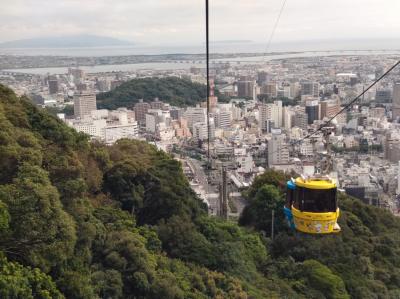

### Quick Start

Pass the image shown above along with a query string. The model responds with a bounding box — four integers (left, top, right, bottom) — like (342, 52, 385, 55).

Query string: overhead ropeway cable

(268, 59, 400, 157)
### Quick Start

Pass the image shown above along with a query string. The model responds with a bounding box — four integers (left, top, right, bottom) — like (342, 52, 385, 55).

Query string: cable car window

(301, 187, 337, 212)
(285, 189, 293, 207)
(293, 188, 300, 209)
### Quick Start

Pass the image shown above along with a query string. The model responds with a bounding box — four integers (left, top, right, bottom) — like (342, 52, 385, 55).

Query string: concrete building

(259, 101, 283, 131)
(71, 118, 106, 139)
(193, 120, 215, 141)
(68, 68, 85, 85)
(257, 71, 270, 86)
(305, 99, 320, 124)
(105, 123, 139, 144)
(74, 91, 97, 119)
(375, 88, 392, 103)
(170, 108, 183, 120)
(283, 106, 295, 130)
(237, 80, 255, 99)
(69, 108, 138, 143)
(184, 107, 206, 128)
(392, 82, 400, 120)
(216, 110, 232, 129)
(261, 82, 277, 98)
(134, 100, 151, 125)
(294, 109, 308, 130)
(301, 81, 319, 97)
(268, 132, 289, 166)
(150, 98, 165, 110)
(385, 134, 400, 163)
(48, 76, 59, 94)
(320, 98, 340, 119)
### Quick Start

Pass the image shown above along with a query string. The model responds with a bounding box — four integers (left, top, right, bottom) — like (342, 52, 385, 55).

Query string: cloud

(0, 0, 399, 45)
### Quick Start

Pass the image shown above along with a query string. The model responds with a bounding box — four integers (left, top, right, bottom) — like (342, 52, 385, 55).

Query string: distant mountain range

(0, 34, 134, 48)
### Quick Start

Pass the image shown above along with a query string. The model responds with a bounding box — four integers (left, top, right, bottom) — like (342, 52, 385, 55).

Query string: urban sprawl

(2, 54, 400, 217)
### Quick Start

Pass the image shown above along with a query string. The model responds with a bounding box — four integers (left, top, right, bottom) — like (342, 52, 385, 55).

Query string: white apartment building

(216, 110, 232, 129)
(68, 109, 139, 144)
(184, 107, 206, 128)
(105, 123, 139, 144)
(259, 100, 283, 131)
(70, 118, 106, 139)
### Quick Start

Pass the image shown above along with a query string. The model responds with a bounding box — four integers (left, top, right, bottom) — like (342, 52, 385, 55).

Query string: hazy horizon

(1, 0, 400, 48)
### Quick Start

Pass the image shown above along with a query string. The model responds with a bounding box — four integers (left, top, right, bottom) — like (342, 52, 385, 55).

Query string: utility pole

(271, 209, 275, 241)
(205, 0, 210, 168)
(219, 167, 229, 220)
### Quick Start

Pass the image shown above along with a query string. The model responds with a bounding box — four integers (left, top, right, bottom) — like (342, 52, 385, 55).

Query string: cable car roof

(295, 177, 336, 190)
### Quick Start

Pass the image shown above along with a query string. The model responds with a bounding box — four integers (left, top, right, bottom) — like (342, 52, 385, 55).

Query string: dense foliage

(1, 84, 400, 298)
(97, 77, 229, 109)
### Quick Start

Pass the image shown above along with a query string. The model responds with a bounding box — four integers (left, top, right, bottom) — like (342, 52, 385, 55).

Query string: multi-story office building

(392, 82, 400, 120)
(68, 68, 85, 85)
(48, 76, 59, 94)
(268, 132, 289, 166)
(74, 91, 97, 119)
(184, 107, 206, 128)
(257, 71, 270, 86)
(237, 80, 255, 98)
(170, 108, 183, 120)
(150, 98, 165, 110)
(375, 88, 392, 103)
(193, 120, 215, 141)
(305, 99, 320, 124)
(301, 81, 319, 97)
(294, 108, 308, 130)
(385, 134, 400, 163)
(259, 101, 283, 131)
(261, 82, 278, 98)
(134, 100, 151, 125)
(320, 98, 340, 119)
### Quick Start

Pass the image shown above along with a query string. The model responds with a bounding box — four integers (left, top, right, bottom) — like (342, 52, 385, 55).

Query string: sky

(1, 0, 400, 46)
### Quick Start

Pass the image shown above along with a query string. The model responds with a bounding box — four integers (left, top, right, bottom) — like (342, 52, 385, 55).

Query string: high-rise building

(294, 108, 308, 130)
(392, 82, 400, 120)
(68, 68, 86, 85)
(237, 80, 255, 98)
(134, 99, 151, 125)
(301, 81, 319, 97)
(283, 107, 295, 130)
(261, 82, 278, 98)
(320, 97, 340, 119)
(216, 110, 232, 129)
(305, 100, 320, 124)
(184, 107, 206, 128)
(150, 98, 165, 110)
(259, 101, 283, 131)
(74, 91, 97, 119)
(48, 76, 59, 94)
(170, 108, 183, 120)
(257, 71, 270, 86)
(268, 132, 289, 166)
(385, 134, 400, 163)
(193, 119, 215, 141)
(375, 89, 392, 103)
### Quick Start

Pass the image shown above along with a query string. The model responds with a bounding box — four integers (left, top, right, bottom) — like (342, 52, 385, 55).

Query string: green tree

(240, 184, 286, 236)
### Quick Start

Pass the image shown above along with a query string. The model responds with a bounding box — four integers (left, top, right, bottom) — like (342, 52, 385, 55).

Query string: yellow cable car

(285, 176, 341, 234)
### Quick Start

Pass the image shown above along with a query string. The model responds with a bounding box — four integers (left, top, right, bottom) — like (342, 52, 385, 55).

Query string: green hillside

(97, 77, 228, 109)
(1, 84, 400, 298)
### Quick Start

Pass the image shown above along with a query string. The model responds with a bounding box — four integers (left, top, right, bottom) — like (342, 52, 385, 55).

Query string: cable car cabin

(285, 176, 341, 234)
